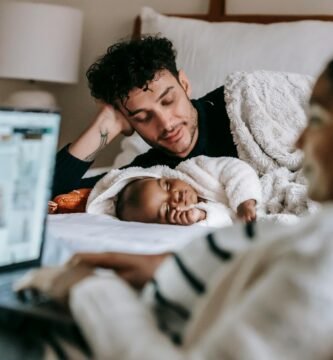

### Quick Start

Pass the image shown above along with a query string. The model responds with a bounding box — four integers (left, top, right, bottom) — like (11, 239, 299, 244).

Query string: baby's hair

(115, 179, 144, 220)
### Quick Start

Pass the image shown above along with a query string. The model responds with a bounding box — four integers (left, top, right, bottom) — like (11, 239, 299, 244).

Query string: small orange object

(48, 188, 92, 214)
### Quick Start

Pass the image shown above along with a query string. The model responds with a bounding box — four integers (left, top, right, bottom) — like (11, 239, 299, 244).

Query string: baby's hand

(167, 207, 206, 225)
(237, 199, 256, 223)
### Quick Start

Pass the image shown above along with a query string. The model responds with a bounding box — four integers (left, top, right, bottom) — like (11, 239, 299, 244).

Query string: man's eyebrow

(126, 86, 174, 117)
(157, 86, 174, 101)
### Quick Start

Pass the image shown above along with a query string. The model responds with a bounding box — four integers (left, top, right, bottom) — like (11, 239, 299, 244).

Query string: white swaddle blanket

(86, 156, 262, 228)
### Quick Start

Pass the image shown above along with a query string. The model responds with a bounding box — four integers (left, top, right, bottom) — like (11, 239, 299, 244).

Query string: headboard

(133, 0, 333, 37)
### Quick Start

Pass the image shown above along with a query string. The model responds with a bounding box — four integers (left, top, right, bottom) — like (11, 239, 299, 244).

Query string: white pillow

(112, 7, 333, 168)
(141, 7, 333, 98)
(112, 132, 150, 169)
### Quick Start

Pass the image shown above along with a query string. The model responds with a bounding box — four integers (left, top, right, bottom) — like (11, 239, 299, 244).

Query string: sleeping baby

(86, 155, 262, 227)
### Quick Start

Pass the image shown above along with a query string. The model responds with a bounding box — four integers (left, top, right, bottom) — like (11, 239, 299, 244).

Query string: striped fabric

(142, 223, 253, 343)
(70, 205, 333, 359)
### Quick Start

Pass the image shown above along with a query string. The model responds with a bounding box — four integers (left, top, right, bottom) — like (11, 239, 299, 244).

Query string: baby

(116, 177, 256, 225)
(87, 155, 262, 227)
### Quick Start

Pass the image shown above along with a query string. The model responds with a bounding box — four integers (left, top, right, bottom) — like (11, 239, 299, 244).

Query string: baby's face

(296, 71, 333, 202)
(128, 177, 199, 224)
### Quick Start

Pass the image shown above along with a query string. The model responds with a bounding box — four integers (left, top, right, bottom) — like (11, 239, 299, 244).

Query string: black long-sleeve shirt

(52, 86, 238, 197)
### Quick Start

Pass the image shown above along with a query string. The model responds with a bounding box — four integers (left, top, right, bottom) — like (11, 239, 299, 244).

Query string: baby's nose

(170, 190, 186, 206)
(170, 191, 180, 204)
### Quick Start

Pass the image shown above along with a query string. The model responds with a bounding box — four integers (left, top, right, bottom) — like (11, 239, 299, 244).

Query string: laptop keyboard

(0, 282, 14, 301)
(0, 269, 56, 306)
(0, 270, 27, 301)
(0, 270, 75, 327)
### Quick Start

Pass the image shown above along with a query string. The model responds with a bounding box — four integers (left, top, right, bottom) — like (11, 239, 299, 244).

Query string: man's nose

(156, 109, 173, 131)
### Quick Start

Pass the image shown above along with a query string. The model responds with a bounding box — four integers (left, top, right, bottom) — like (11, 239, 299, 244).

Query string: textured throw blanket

(225, 70, 320, 222)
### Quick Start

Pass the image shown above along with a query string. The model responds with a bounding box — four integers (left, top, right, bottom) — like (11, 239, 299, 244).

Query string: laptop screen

(0, 108, 60, 267)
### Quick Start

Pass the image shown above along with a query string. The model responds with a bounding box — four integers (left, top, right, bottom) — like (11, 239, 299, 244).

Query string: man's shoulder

(123, 148, 180, 169)
(196, 85, 225, 105)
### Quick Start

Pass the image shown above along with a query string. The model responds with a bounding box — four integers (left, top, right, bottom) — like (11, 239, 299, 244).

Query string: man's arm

(69, 252, 168, 289)
(69, 105, 133, 161)
(52, 105, 133, 197)
(13, 252, 169, 304)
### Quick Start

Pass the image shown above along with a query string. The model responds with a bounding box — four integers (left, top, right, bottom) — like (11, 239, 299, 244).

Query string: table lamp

(0, 2, 83, 110)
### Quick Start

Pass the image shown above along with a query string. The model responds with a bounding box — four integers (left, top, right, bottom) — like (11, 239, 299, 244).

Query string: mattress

(43, 213, 213, 265)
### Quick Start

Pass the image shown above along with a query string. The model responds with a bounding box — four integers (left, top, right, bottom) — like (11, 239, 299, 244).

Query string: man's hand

(13, 264, 94, 306)
(13, 252, 168, 305)
(237, 199, 257, 223)
(68, 252, 168, 289)
(97, 104, 134, 137)
(167, 207, 206, 225)
(68, 103, 134, 161)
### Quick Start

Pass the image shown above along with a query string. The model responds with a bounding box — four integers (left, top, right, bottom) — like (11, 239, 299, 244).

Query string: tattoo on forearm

(84, 130, 109, 161)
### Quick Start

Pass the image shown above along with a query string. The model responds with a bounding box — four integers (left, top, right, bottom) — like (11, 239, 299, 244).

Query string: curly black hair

(86, 35, 178, 106)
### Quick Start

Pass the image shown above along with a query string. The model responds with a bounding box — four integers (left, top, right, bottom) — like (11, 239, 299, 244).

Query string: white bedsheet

(43, 213, 214, 265)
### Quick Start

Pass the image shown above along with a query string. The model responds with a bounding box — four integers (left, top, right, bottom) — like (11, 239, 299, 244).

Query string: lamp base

(3, 90, 58, 110)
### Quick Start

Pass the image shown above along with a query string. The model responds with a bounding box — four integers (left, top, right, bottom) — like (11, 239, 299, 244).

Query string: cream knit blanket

(224, 70, 320, 222)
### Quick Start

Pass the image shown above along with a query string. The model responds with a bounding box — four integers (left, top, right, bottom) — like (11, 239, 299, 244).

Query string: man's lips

(162, 126, 183, 143)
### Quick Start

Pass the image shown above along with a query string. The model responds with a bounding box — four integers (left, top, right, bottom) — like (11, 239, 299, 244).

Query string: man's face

(119, 70, 198, 158)
(296, 72, 333, 202)
(124, 177, 199, 224)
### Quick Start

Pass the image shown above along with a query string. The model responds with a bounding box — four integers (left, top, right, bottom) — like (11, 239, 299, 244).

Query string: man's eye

(135, 114, 152, 123)
(162, 97, 174, 106)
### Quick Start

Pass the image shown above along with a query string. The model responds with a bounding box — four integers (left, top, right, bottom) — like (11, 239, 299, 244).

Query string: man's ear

(178, 69, 192, 97)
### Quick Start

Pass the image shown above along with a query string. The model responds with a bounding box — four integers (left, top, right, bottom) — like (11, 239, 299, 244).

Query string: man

(15, 60, 333, 359)
(53, 36, 238, 197)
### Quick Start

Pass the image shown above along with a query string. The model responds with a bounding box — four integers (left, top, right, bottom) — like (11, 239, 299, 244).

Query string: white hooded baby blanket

(86, 156, 262, 227)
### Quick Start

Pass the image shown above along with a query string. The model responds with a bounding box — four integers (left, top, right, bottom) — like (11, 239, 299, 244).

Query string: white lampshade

(0, 2, 83, 84)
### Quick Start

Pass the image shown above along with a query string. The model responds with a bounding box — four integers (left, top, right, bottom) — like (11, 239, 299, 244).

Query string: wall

(0, 0, 332, 167)
(228, 0, 333, 15)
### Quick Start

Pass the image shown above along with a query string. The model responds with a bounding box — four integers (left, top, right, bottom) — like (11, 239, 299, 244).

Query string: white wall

(228, 0, 333, 15)
(0, 0, 332, 167)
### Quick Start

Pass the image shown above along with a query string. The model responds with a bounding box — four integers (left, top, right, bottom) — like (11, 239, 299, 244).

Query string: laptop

(0, 107, 74, 326)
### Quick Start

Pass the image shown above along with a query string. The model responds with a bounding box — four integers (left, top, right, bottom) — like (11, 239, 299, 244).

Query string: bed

(43, 0, 333, 266)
